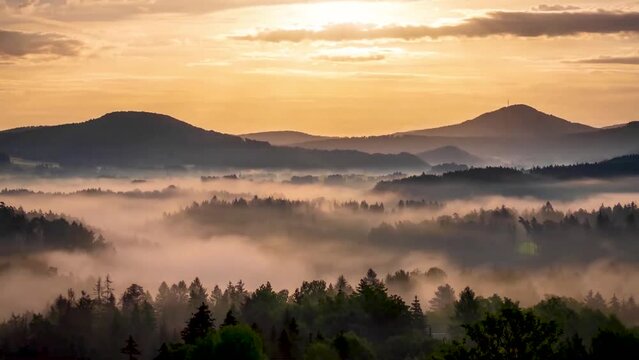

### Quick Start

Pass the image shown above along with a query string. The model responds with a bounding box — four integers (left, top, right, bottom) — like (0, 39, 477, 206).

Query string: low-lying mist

(1, 174, 638, 320)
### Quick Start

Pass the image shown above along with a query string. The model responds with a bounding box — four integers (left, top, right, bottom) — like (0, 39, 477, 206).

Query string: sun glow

(294, 1, 400, 27)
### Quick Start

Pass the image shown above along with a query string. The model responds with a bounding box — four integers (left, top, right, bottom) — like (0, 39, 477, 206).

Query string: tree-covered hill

(0, 202, 107, 255)
(0, 111, 425, 170)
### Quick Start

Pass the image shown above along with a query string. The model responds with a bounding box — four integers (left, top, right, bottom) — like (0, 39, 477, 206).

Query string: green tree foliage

(188, 325, 267, 360)
(454, 287, 481, 324)
(304, 342, 340, 360)
(440, 299, 561, 360)
(333, 331, 376, 360)
(2, 273, 639, 360)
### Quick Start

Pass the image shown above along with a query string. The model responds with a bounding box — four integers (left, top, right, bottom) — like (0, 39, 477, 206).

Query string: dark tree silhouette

(120, 335, 141, 360)
(181, 302, 214, 344)
(222, 308, 239, 327)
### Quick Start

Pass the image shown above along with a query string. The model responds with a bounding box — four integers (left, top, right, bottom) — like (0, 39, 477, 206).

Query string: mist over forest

(1, 162, 638, 358)
(2, 106, 639, 359)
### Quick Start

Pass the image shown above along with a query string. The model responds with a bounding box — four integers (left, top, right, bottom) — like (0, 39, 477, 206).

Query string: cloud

(315, 53, 386, 62)
(532, 4, 580, 12)
(571, 55, 639, 65)
(0, 0, 414, 21)
(0, 29, 83, 57)
(234, 10, 639, 42)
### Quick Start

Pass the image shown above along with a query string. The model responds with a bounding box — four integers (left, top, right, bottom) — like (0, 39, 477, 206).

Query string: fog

(1, 173, 638, 320)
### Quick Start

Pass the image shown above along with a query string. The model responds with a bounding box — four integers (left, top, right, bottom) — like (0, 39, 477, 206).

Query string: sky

(1, 0, 639, 136)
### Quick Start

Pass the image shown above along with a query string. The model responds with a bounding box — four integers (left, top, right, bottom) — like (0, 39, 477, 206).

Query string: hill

(399, 104, 595, 138)
(241, 130, 330, 146)
(0, 112, 425, 170)
(376, 155, 639, 190)
(416, 146, 483, 165)
(374, 154, 639, 198)
(293, 106, 638, 166)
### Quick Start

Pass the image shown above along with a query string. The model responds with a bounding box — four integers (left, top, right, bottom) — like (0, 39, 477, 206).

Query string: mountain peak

(90, 111, 195, 128)
(403, 104, 595, 138)
(490, 104, 550, 117)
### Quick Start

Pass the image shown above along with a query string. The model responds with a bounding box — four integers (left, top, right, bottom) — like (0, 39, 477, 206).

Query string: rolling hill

(0, 112, 425, 170)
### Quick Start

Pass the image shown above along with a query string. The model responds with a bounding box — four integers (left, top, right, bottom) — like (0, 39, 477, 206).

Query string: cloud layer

(0, 29, 83, 57)
(235, 10, 639, 42)
(0, 0, 411, 21)
(573, 55, 639, 65)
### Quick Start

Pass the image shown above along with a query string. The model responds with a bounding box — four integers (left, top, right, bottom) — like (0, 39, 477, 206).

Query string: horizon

(0, 103, 631, 137)
(2, 1, 639, 135)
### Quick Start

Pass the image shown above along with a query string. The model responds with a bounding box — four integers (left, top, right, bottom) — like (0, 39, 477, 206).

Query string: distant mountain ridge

(241, 130, 331, 146)
(416, 146, 483, 165)
(398, 104, 595, 138)
(0, 111, 425, 170)
(292, 105, 637, 166)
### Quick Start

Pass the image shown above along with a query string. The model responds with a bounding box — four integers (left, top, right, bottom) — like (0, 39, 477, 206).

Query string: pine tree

(94, 277, 103, 303)
(610, 294, 621, 314)
(121, 335, 141, 360)
(188, 277, 208, 311)
(410, 296, 427, 330)
(222, 308, 238, 327)
(181, 302, 214, 344)
(455, 286, 482, 325)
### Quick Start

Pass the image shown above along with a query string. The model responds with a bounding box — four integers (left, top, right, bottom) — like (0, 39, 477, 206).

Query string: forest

(0, 203, 107, 255)
(1, 269, 638, 360)
(374, 155, 639, 198)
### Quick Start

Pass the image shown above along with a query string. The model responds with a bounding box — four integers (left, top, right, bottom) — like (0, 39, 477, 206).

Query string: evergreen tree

(454, 287, 482, 325)
(121, 335, 141, 360)
(410, 296, 427, 330)
(222, 308, 239, 327)
(188, 277, 208, 311)
(181, 303, 214, 344)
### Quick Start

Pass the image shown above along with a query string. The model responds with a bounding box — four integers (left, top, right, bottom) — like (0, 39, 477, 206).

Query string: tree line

(1, 269, 638, 359)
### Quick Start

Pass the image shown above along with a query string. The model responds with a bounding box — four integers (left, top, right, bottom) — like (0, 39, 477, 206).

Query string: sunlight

(294, 1, 399, 26)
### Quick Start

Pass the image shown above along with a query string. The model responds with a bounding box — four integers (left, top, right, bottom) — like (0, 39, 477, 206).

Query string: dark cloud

(572, 55, 639, 65)
(234, 10, 639, 42)
(532, 4, 581, 12)
(0, 29, 83, 57)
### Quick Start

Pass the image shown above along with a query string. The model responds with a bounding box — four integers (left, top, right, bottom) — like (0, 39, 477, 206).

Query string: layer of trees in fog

(1, 186, 182, 200)
(370, 202, 639, 266)
(374, 155, 639, 200)
(164, 196, 387, 240)
(0, 202, 107, 255)
(2, 270, 638, 360)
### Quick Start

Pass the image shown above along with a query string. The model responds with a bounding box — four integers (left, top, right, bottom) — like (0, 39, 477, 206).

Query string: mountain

(416, 146, 483, 165)
(0, 111, 425, 170)
(241, 131, 330, 146)
(398, 104, 595, 138)
(293, 105, 638, 166)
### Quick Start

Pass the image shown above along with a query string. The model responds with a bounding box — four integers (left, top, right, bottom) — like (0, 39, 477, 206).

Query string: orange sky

(1, 0, 638, 135)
